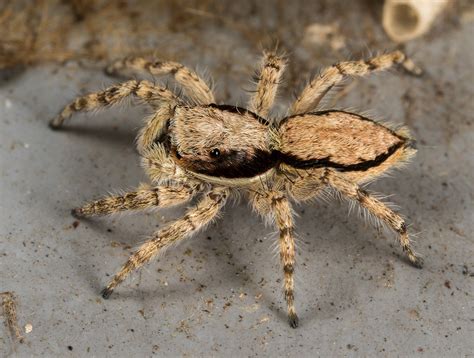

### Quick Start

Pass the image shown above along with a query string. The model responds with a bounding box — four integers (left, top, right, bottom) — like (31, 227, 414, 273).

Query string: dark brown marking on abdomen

(277, 141, 406, 172)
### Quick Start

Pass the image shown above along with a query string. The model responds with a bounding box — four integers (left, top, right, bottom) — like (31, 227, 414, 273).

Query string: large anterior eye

(210, 148, 220, 158)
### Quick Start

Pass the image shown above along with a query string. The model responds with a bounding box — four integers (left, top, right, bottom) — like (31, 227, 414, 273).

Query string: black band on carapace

(192, 149, 278, 178)
(207, 104, 270, 126)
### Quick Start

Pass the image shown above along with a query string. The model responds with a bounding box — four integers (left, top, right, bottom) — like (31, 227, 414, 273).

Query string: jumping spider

(50, 50, 423, 328)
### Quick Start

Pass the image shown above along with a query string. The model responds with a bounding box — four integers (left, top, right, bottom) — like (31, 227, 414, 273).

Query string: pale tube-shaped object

(383, 0, 449, 42)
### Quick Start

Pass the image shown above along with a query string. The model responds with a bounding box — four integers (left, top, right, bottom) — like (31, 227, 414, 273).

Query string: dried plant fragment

(1, 292, 24, 344)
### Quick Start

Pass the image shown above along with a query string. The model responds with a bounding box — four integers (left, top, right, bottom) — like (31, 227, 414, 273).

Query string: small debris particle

(184, 248, 192, 256)
(444, 280, 451, 289)
(110, 241, 132, 250)
(223, 302, 232, 310)
(462, 265, 468, 275)
(409, 309, 420, 320)
(417, 347, 424, 352)
(72, 220, 80, 229)
(303, 22, 346, 50)
(24, 323, 32, 334)
(1, 291, 24, 343)
(176, 320, 193, 338)
(68, 346, 73, 351)
(242, 303, 260, 313)
(138, 309, 145, 318)
(196, 283, 207, 292)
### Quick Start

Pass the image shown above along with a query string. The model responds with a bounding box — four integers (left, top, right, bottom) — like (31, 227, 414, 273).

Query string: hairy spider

(49, 50, 423, 328)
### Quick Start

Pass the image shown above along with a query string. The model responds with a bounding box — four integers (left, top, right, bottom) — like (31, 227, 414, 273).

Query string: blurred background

(0, 0, 471, 98)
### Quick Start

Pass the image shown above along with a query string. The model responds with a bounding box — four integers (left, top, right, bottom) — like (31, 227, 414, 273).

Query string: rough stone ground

(1, 2, 473, 357)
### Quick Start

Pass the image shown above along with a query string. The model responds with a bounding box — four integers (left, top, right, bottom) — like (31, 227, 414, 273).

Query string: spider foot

(410, 256, 424, 269)
(400, 58, 423, 77)
(71, 208, 84, 218)
(404, 246, 424, 269)
(101, 287, 113, 299)
(48, 117, 63, 130)
(288, 312, 299, 329)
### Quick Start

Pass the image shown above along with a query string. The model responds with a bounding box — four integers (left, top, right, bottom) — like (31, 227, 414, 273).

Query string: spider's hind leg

(290, 50, 422, 115)
(325, 171, 423, 268)
(105, 57, 215, 105)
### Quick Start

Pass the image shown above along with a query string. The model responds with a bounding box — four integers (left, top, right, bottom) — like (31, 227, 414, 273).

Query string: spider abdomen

(279, 110, 415, 174)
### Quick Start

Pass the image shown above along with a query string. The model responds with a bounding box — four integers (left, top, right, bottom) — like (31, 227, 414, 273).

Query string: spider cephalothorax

(167, 104, 275, 178)
(50, 50, 423, 328)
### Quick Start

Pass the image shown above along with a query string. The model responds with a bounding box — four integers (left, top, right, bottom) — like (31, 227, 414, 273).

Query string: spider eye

(210, 148, 220, 158)
(175, 151, 182, 159)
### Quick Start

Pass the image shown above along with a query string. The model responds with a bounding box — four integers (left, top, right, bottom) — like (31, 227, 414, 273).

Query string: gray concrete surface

(1, 10, 473, 358)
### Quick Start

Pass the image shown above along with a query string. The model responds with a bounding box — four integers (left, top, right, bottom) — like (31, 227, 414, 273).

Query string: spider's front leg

(290, 50, 422, 115)
(49, 80, 177, 129)
(325, 171, 423, 268)
(72, 183, 200, 217)
(105, 57, 215, 105)
(101, 186, 229, 298)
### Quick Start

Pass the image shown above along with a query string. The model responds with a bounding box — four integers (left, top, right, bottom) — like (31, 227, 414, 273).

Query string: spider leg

(248, 51, 286, 118)
(72, 183, 200, 217)
(290, 50, 422, 115)
(280, 165, 326, 202)
(105, 57, 215, 105)
(271, 192, 299, 328)
(136, 103, 174, 153)
(251, 189, 299, 328)
(101, 186, 229, 298)
(49, 80, 177, 129)
(325, 171, 423, 268)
